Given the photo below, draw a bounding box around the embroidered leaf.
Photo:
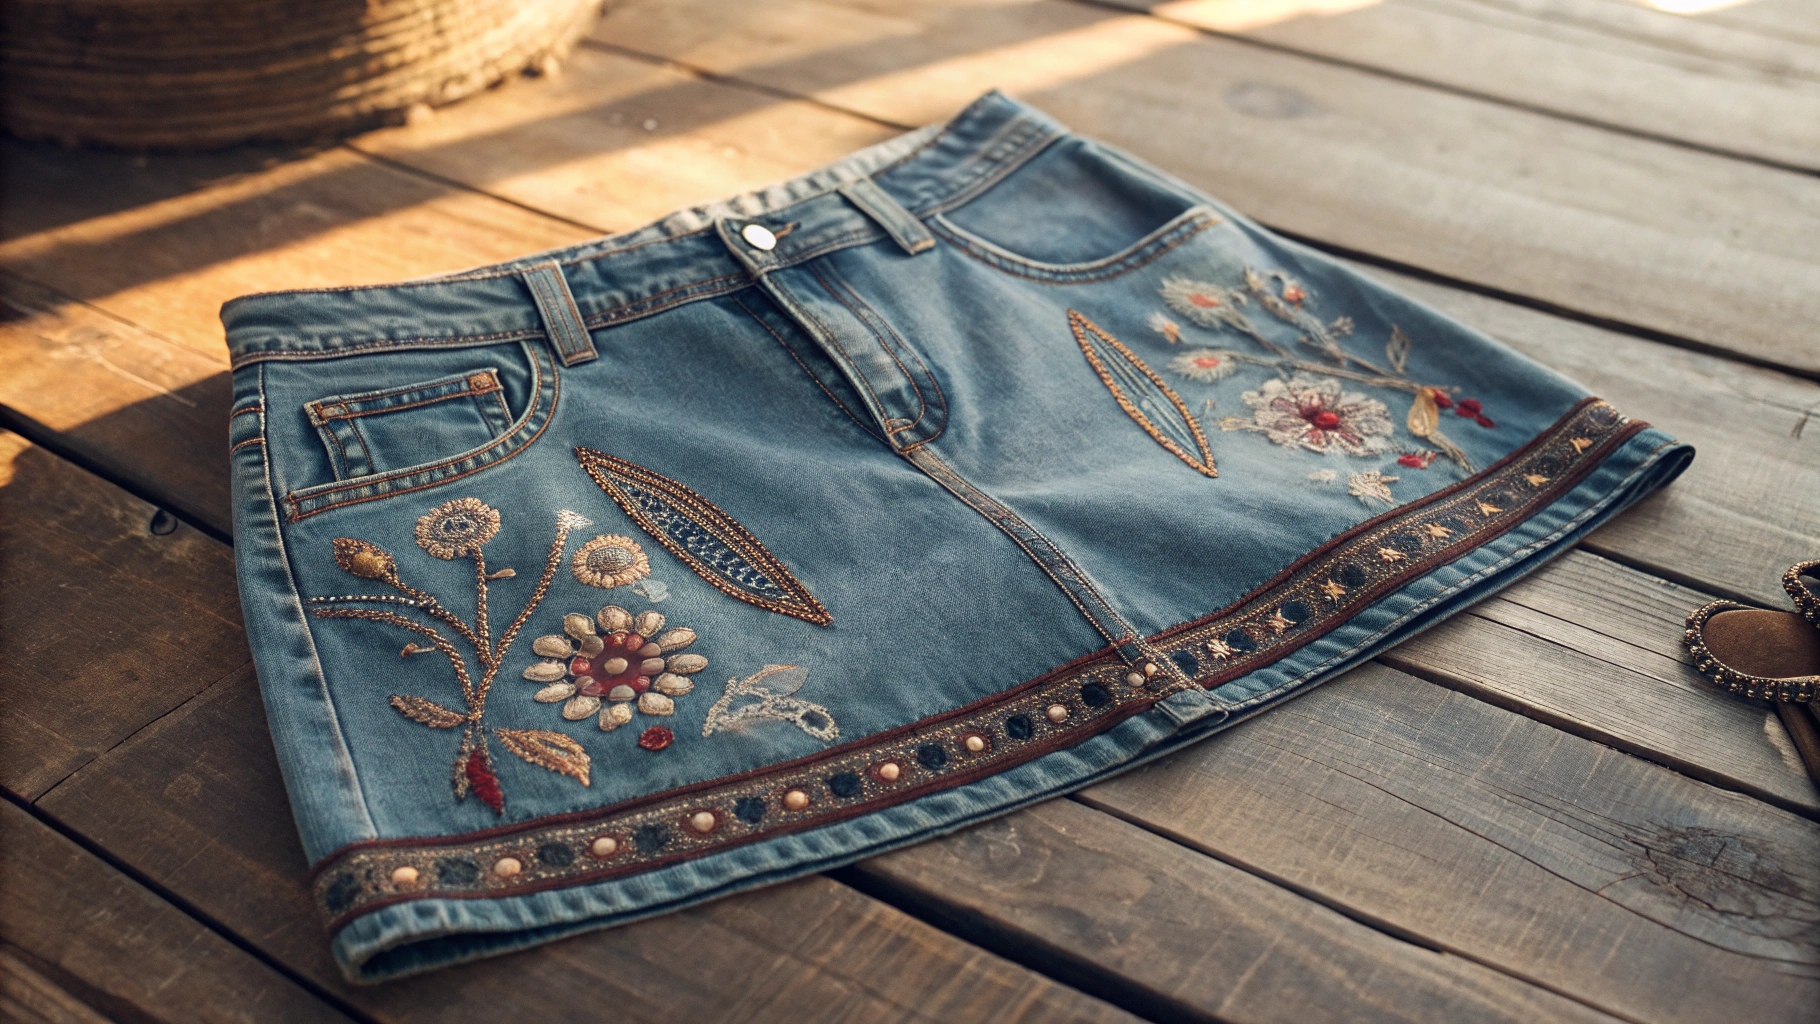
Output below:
[1408,388,1440,438]
[390,694,465,728]
[1068,310,1217,478]
[703,665,837,742]
[496,728,592,787]
[1386,325,1412,375]
[575,447,832,625]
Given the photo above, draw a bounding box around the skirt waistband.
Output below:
[221,90,1064,366]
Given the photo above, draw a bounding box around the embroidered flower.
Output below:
[1147,312,1182,344]
[525,605,706,738]
[1160,277,1252,328]
[572,534,651,589]
[332,537,396,580]
[1220,376,1393,456]
[1168,348,1241,383]
[1348,470,1398,507]
[414,497,501,559]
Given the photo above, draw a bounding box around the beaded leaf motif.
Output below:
[1068,309,1217,478]
[576,447,832,625]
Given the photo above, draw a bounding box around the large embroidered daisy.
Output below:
[1220,375,1393,456]
[523,605,706,737]
[414,497,500,559]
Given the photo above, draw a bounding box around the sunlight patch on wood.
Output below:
[1154,0,1386,32]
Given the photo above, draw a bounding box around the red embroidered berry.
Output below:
[1282,285,1305,303]
[638,726,674,751]
[1188,292,1220,308]
[465,752,504,813]
[1476,415,1495,428]
[1432,392,1454,409]
[1398,453,1427,469]
[1311,410,1341,430]
[1456,397,1482,414]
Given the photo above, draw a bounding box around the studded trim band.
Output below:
[311,398,1643,928]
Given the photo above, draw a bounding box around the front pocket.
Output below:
[305,368,514,481]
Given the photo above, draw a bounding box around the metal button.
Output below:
[741,223,777,251]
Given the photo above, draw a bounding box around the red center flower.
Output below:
[572,631,660,697]
[1193,355,1222,369]
[1310,409,1341,430]
[1188,292,1220,308]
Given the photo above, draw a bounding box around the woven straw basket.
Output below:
[2,0,606,149]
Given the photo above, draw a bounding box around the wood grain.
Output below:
[1384,549,1820,817]
[1344,259,1820,609]
[35,670,1140,1024]
[590,0,1820,376]
[1081,662,1820,1024]
[853,797,1624,1024]
[0,430,247,800]
[0,141,592,359]
[1098,0,1820,171]
[349,47,900,233]
[0,800,351,1024]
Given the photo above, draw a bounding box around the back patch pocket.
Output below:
[305,368,514,481]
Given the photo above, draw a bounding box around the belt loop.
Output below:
[523,260,597,366]
[839,177,936,256]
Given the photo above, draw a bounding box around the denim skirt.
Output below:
[221,90,1693,981]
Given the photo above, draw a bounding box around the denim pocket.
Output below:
[305,368,514,481]
[933,136,1215,279]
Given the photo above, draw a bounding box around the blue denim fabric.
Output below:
[222,91,1692,982]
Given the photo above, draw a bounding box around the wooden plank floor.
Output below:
[2,0,1816,1020]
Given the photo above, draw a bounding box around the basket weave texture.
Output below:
[2,0,605,148]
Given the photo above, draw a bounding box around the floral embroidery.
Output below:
[1169,348,1241,383]
[703,664,839,743]
[1147,312,1182,344]
[524,606,705,737]
[307,400,1642,925]
[1156,270,1489,475]
[1348,470,1398,507]
[576,447,832,625]
[1069,309,1217,478]
[1220,376,1393,456]
[414,497,501,560]
[1398,451,1437,469]
[571,534,651,589]
[312,500,591,813]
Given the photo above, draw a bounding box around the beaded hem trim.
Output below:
[1682,600,1819,703]
[311,398,1641,928]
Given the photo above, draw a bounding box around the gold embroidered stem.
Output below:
[481,512,582,707]
[384,576,486,655]
[315,608,475,706]
[473,550,493,668]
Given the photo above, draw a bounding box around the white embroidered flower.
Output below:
[524,606,706,738]
[1160,276,1251,330]
[1348,470,1399,507]
[1168,348,1240,383]
[1221,376,1393,457]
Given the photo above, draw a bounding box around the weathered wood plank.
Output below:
[34,670,1140,1024]
[1384,549,1820,816]
[0,945,113,1024]
[1343,259,1820,610]
[0,141,592,359]
[348,49,900,234]
[590,0,1820,376]
[1081,662,1820,1024]
[0,274,231,533]
[1098,0,1820,171]
[0,800,352,1024]
[0,430,247,800]
[853,797,1624,1024]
